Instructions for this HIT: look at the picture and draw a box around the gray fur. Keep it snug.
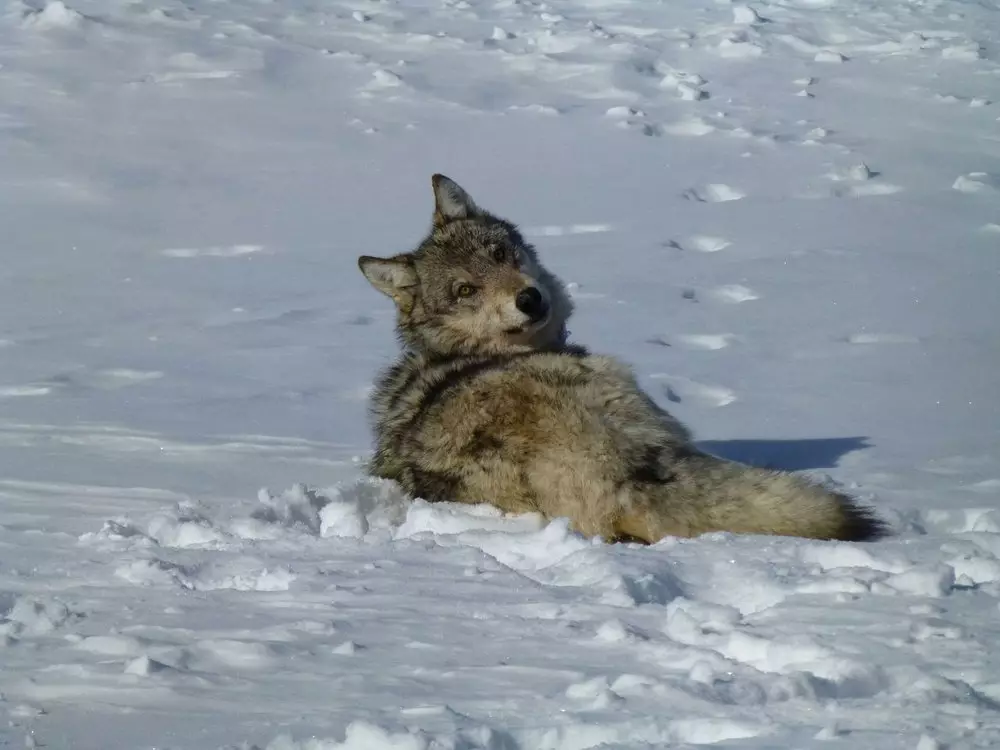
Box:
[357,174,886,543]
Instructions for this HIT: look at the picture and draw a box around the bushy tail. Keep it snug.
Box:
[620,455,888,543]
[709,464,886,541]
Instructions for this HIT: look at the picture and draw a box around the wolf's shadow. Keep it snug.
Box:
[696,436,870,472]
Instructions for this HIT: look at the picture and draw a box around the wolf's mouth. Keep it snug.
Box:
[504,312,550,336]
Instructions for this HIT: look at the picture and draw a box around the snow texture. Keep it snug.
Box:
[1,0,999,747]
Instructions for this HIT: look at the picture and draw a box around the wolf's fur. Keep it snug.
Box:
[357,174,886,543]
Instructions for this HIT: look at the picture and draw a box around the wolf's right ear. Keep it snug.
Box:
[432,174,480,226]
[358,255,418,307]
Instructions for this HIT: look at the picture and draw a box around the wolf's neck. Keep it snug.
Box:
[407,331,586,367]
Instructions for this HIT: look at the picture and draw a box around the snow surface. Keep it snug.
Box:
[1,0,999,747]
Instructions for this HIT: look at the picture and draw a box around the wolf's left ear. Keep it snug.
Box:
[358,254,418,307]
[431,174,480,226]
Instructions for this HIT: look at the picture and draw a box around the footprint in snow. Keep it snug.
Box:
[682,184,746,202]
[665,235,732,253]
[817,164,903,198]
[648,375,737,407]
[953,172,999,195]
[708,284,760,303]
[647,334,735,350]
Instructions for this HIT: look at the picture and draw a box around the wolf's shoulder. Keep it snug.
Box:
[371,344,638,420]
[408,345,636,391]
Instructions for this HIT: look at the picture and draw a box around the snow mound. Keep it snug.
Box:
[19,0,84,29]
[266,719,517,750]
[1,596,75,639]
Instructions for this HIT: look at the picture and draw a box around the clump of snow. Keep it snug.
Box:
[732,6,765,25]
[267,721,430,750]
[19,0,83,29]
[815,50,847,63]
[941,43,983,61]
[881,564,955,597]
[953,172,999,194]
[1,597,73,638]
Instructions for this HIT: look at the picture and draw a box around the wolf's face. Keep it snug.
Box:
[358,175,573,357]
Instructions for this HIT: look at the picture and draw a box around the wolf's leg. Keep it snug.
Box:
[610,501,693,543]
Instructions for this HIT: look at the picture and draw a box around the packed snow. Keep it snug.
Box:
[1,0,999,747]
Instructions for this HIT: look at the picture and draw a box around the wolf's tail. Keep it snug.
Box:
[625,454,888,542]
[703,463,886,541]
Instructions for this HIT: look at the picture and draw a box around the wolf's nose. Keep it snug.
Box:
[515,287,548,321]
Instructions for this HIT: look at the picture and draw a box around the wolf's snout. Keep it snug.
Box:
[516,287,548,322]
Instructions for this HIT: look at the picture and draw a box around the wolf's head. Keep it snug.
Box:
[358,174,573,358]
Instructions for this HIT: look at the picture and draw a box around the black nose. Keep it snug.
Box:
[515,287,548,321]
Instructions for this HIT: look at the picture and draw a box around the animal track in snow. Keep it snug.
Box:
[605,106,645,120]
[365,68,404,90]
[819,165,903,197]
[648,375,737,407]
[162,244,265,258]
[649,334,735,350]
[708,284,760,303]
[953,172,999,194]
[826,163,880,182]
[682,184,745,203]
[667,235,732,253]
[934,93,991,107]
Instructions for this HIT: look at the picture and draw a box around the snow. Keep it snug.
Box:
[1,0,999,746]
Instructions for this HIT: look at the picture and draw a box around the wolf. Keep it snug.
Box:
[356,174,886,543]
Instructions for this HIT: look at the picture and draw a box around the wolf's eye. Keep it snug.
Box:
[455,283,477,298]
[491,247,506,263]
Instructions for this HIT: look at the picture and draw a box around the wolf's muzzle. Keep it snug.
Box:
[515,287,549,323]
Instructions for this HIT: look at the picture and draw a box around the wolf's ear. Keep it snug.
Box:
[358,255,418,306]
[431,173,480,226]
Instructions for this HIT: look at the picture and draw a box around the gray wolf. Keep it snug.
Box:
[356,174,886,543]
